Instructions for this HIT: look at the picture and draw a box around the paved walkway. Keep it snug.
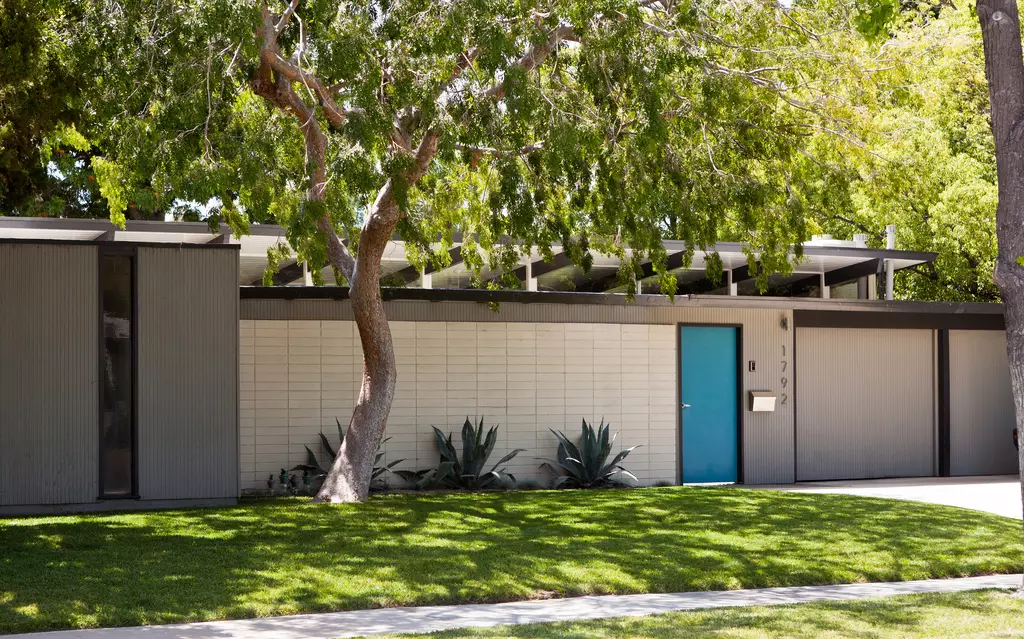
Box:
[750,475,1022,520]
[14,574,1021,639]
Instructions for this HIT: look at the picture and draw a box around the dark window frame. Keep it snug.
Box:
[97,245,139,499]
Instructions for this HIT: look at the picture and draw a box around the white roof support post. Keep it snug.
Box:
[302,261,313,286]
[819,272,830,299]
[421,272,433,289]
[727,269,737,296]
[885,224,896,301]
[525,259,538,292]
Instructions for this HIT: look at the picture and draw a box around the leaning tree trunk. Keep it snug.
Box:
[977,0,1024,584]
[315,194,402,503]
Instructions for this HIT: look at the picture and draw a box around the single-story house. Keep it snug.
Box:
[0,217,1015,514]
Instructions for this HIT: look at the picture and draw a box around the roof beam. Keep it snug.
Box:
[493,252,576,286]
[577,251,689,292]
[250,260,307,286]
[207,231,234,244]
[678,263,756,294]
[786,258,882,296]
[392,245,464,284]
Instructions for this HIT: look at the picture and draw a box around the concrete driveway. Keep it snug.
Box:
[750,475,1022,519]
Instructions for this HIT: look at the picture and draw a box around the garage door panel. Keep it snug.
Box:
[950,331,1017,476]
[796,328,934,481]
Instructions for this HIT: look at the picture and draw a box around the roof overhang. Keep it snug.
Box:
[0,217,937,293]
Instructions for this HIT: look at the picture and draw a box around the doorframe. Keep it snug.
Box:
[676,322,744,485]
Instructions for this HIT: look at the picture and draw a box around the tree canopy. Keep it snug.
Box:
[810,4,1000,302]
[68,0,887,292]
[1,1,1005,301]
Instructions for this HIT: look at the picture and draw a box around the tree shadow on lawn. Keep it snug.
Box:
[413,590,1023,639]
[0,487,1019,634]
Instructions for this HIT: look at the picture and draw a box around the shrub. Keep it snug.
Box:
[292,417,403,492]
[396,417,524,490]
[541,418,640,488]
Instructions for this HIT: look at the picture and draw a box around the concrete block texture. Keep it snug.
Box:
[240,306,795,490]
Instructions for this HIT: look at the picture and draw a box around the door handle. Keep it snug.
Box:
[681,403,691,409]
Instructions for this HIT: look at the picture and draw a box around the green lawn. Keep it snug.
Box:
[0,487,1021,634]
[357,590,1024,638]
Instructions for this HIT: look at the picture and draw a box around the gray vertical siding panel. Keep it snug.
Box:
[0,244,98,505]
[137,247,239,500]
[244,300,797,485]
[795,328,935,481]
[950,330,1017,475]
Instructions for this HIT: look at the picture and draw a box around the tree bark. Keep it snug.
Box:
[976,0,1024,586]
[315,133,441,502]
[251,3,549,501]
[314,191,401,503]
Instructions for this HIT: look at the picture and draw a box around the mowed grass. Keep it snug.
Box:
[359,590,1024,639]
[0,487,1021,633]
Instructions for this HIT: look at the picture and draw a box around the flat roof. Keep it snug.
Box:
[0,217,936,294]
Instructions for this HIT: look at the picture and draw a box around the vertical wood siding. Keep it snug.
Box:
[795,327,935,481]
[950,330,1017,475]
[240,304,796,489]
[137,247,239,500]
[0,244,98,505]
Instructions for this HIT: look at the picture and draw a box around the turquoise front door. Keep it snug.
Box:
[680,326,739,483]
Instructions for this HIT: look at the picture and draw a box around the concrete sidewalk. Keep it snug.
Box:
[750,475,1022,519]
[13,574,1021,639]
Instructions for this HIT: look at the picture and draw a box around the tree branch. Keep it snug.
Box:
[254,1,356,281]
[275,0,301,38]
[479,25,577,101]
[260,48,353,129]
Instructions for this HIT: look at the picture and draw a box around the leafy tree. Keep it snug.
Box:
[0,0,104,216]
[84,0,875,501]
[809,5,1000,302]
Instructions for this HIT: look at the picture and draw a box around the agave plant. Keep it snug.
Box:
[292,417,403,491]
[395,417,524,490]
[541,419,640,488]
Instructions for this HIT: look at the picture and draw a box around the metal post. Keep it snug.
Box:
[885,224,895,301]
[302,261,313,286]
[421,272,432,289]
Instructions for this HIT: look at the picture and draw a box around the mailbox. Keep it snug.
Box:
[748,391,777,412]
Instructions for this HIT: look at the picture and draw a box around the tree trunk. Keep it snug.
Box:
[977,0,1024,587]
[314,282,397,502]
[314,186,405,502]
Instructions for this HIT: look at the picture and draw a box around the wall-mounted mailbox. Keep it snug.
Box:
[749,391,777,412]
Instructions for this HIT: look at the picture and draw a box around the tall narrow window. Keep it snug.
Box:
[100,252,135,497]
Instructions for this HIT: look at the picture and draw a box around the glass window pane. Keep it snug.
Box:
[100,254,134,496]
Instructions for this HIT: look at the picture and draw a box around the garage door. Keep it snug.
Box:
[795,327,935,481]
[950,331,1017,476]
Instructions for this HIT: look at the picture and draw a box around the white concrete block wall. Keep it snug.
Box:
[240,320,678,491]
[239,320,256,488]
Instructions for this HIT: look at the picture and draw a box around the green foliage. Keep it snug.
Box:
[291,417,403,490]
[64,0,886,293]
[0,0,108,217]
[397,417,524,490]
[808,4,1000,301]
[541,419,639,489]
